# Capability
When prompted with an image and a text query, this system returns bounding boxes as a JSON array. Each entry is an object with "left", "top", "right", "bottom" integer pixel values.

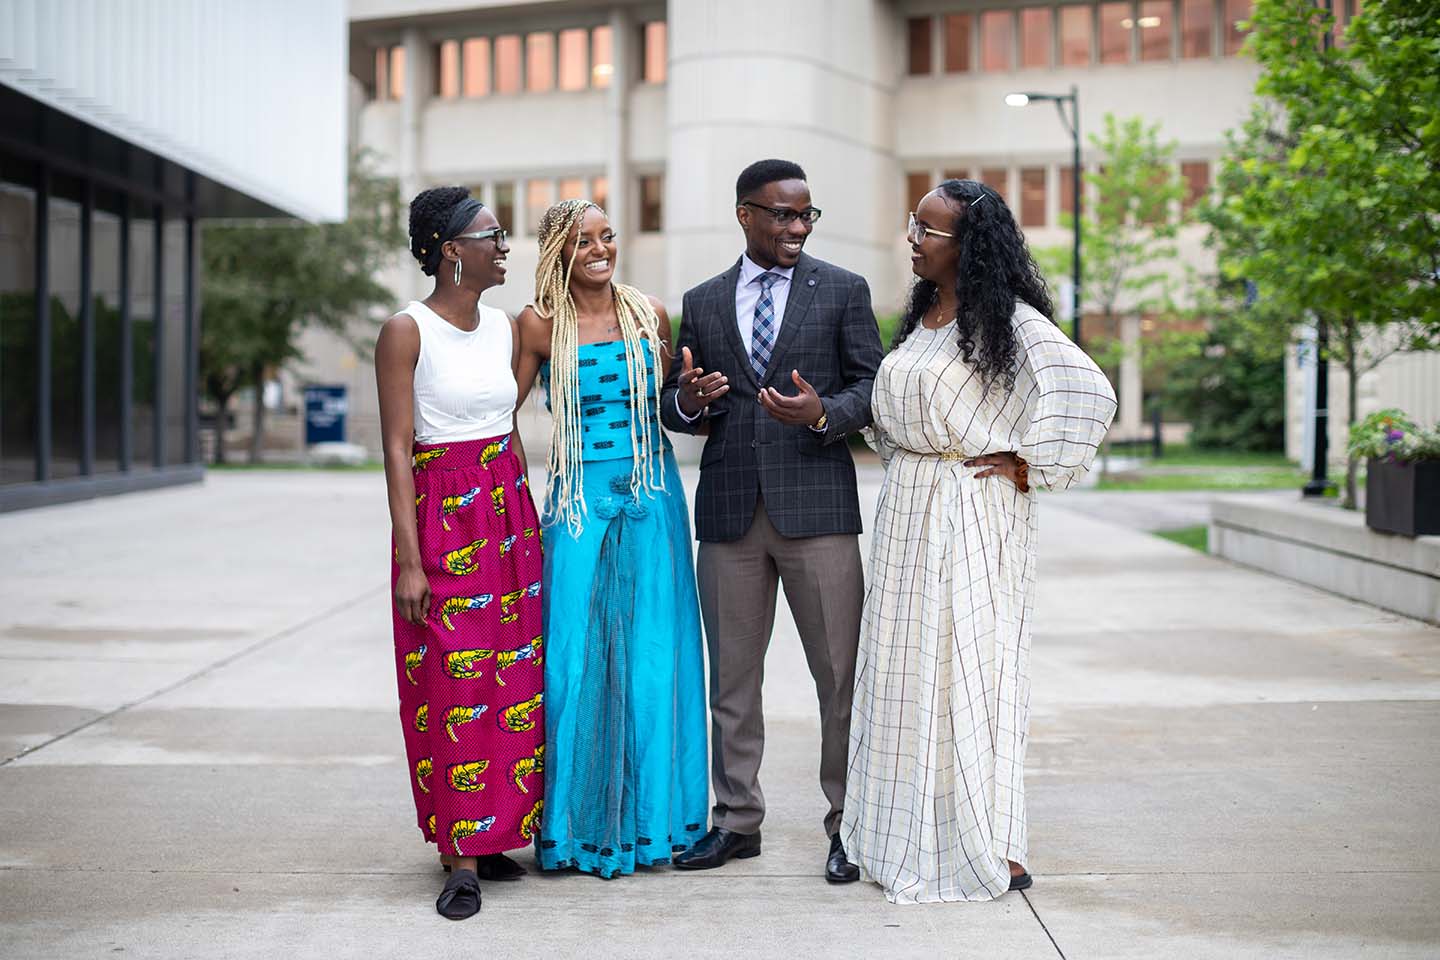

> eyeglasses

[
  {"left": 452, "top": 227, "right": 508, "bottom": 245},
  {"left": 907, "top": 212, "right": 955, "bottom": 245},
  {"left": 740, "top": 202, "right": 823, "bottom": 226}
]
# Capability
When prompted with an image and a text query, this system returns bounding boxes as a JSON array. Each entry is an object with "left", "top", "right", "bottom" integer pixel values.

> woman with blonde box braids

[{"left": 514, "top": 199, "right": 708, "bottom": 878}]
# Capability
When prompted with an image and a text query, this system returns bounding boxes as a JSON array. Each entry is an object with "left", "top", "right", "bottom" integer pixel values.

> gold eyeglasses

[{"left": 907, "top": 212, "right": 955, "bottom": 244}]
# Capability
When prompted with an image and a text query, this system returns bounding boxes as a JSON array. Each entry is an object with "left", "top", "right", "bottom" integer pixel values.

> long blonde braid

[{"left": 534, "top": 199, "right": 667, "bottom": 535}]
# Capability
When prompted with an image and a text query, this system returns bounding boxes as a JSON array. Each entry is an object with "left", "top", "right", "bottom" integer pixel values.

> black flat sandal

[
  {"left": 1009, "top": 870, "right": 1033, "bottom": 892},
  {"left": 476, "top": 853, "right": 526, "bottom": 881},
  {"left": 436, "top": 868, "right": 481, "bottom": 920}
]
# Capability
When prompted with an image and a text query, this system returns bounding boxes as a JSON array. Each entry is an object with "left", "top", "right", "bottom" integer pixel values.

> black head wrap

[{"left": 408, "top": 187, "right": 486, "bottom": 277}]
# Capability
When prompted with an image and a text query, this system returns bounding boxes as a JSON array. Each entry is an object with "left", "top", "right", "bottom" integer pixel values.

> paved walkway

[{"left": 2, "top": 468, "right": 1437, "bottom": 958}]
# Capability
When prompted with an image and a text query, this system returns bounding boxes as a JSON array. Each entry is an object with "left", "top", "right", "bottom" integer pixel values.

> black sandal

[
  {"left": 436, "top": 868, "right": 481, "bottom": 920},
  {"left": 476, "top": 853, "right": 526, "bottom": 881},
  {"left": 1009, "top": 870, "right": 1033, "bottom": 892}
]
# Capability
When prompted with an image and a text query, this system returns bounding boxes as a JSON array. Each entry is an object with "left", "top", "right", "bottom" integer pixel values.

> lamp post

[{"left": 1006, "top": 86, "right": 1082, "bottom": 349}]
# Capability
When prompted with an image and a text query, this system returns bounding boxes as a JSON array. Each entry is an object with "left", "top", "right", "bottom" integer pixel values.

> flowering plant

[{"left": 1347, "top": 409, "right": 1440, "bottom": 462}]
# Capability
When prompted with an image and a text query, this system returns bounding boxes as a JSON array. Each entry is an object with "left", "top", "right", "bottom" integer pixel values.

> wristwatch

[{"left": 809, "top": 410, "right": 828, "bottom": 433}]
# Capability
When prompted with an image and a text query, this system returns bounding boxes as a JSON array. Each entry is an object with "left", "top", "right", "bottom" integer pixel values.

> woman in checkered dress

[{"left": 841, "top": 180, "right": 1116, "bottom": 903}]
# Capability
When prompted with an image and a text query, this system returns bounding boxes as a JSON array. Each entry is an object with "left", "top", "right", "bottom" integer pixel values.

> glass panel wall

[
  {"left": 163, "top": 216, "right": 187, "bottom": 465},
  {"left": 92, "top": 193, "right": 123, "bottom": 474},
  {"left": 129, "top": 209, "right": 157, "bottom": 469},
  {"left": 48, "top": 179, "right": 84, "bottom": 480},
  {"left": 0, "top": 160, "right": 39, "bottom": 486}
]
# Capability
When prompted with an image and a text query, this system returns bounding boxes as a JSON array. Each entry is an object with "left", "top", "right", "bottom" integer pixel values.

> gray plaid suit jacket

[{"left": 661, "top": 252, "right": 884, "bottom": 542}]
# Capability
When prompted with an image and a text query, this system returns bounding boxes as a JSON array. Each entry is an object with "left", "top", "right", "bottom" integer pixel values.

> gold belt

[{"left": 938, "top": 451, "right": 967, "bottom": 461}]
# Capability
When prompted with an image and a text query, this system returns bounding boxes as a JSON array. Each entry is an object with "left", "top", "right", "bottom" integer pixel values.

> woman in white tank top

[{"left": 374, "top": 187, "right": 546, "bottom": 921}]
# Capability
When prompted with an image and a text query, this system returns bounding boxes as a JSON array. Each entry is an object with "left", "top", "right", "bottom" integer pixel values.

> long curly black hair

[{"left": 893, "top": 179, "right": 1055, "bottom": 392}]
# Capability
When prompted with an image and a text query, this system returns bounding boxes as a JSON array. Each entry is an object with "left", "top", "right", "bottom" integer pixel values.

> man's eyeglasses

[
  {"left": 740, "top": 202, "right": 823, "bottom": 226},
  {"left": 907, "top": 212, "right": 955, "bottom": 245},
  {"left": 452, "top": 227, "right": 508, "bottom": 245}
]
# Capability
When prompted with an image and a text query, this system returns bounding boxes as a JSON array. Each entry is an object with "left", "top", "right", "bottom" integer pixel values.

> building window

[
  {"left": 944, "top": 14, "right": 972, "bottom": 73},
  {"left": 495, "top": 35, "right": 522, "bottom": 94},
  {"left": 1099, "top": 2, "right": 1131, "bottom": 63},
  {"left": 0, "top": 167, "right": 38, "bottom": 485},
  {"left": 130, "top": 210, "right": 157, "bottom": 467},
  {"left": 526, "top": 179, "right": 553, "bottom": 233},
  {"left": 1020, "top": 167, "right": 1046, "bottom": 227},
  {"left": 642, "top": 21, "right": 667, "bottom": 83},
  {"left": 942, "top": 168, "right": 970, "bottom": 182},
  {"left": 639, "top": 175, "right": 663, "bottom": 232},
  {"left": 591, "top": 176, "right": 609, "bottom": 213},
  {"left": 1181, "top": 0, "right": 1214, "bottom": 57},
  {"left": 980, "top": 168, "right": 1009, "bottom": 199},
  {"left": 1181, "top": 160, "right": 1210, "bottom": 210},
  {"left": 557, "top": 177, "right": 586, "bottom": 201},
  {"left": 493, "top": 182, "right": 515, "bottom": 233},
  {"left": 375, "top": 45, "right": 405, "bottom": 100},
  {"left": 436, "top": 40, "right": 460, "bottom": 98},
  {"left": 162, "top": 216, "right": 188, "bottom": 466},
  {"left": 592, "top": 26, "right": 614, "bottom": 87},
  {"left": 93, "top": 196, "right": 124, "bottom": 474},
  {"left": 558, "top": 28, "right": 589, "bottom": 91},
  {"left": 1224, "top": 0, "right": 1250, "bottom": 54},
  {"left": 1059, "top": 165, "right": 1079, "bottom": 222},
  {"left": 48, "top": 181, "right": 84, "bottom": 480},
  {"left": 1020, "top": 8, "right": 1052, "bottom": 68},
  {"left": 906, "top": 172, "right": 932, "bottom": 217},
  {"left": 980, "top": 11, "right": 1014, "bottom": 72},
  {"left": 526, "top": 32, "right": 555, "bottom": 92},
  {"left": 1139, "top": 0, "right": 1173, "bottom": 60},
  {"left": 907, "top": 17, "right": 933, "bottom": 75},
  {"left": 1060, "top": 5, "right": 1093, "bottom": 65},
  {"left": 463, "top": 38, "right": 491, "bottom": 97}
]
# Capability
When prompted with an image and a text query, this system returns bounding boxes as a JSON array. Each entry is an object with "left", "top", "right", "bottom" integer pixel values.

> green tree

[
  {"left": 200, "top": 150, "right": 404, "bottom": 463},
  {"left": 1205, "top": 0, "right": 1440, "bottom": 505},
  {"left": 1039, "top": 114, "right": 1188, "bottom": 445}
]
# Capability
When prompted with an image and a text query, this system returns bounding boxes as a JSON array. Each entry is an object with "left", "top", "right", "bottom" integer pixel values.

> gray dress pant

[{"left": 695, "top": 497, "right": 863, "bottom": 837}]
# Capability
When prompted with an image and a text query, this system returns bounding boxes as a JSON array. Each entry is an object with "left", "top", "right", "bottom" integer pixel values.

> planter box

[{"left": 1366, "top": 457, "right": 1440, "bottom": 537}]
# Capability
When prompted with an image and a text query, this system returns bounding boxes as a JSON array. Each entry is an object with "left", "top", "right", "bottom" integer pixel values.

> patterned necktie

[{"left": 750, "top": 272, "right": 780, "bottom": 381}]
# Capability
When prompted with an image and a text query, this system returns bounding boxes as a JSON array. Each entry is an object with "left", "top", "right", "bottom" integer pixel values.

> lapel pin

[{"left": 808, "top": 278, "right": 816, "bottom": 286}]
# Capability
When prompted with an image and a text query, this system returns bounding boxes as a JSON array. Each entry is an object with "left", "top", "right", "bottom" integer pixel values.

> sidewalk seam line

[
  {"left": 1021, "top": 890, "right": 1068, "bottom": 960},
  {"left": 0, "top": 584, "right": 387, "bottom": 768}
]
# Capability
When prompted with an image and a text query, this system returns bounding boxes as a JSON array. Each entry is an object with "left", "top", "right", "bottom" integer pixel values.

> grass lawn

[
  {"left": 1105, "top": 443, "right": 1294, "bottom": 468},
  {"left": 1154, "top": 525, "right": 1208, "bottom": 552},
  {"left": 1095, "top": 466, "right": 1307, "bottom": 491}
]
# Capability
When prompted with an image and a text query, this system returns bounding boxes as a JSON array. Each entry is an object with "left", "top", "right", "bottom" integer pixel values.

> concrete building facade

[
  {"left": 326, "top": 0, "right": 1424, "bottom": 460},
  {"left": 0, "top": 0, "right": 348, "bottom": 509}
]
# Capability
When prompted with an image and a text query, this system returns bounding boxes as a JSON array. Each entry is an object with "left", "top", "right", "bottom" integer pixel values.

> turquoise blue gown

[{"left": 537, "top": 339, "right": 709, "bottom": 878}]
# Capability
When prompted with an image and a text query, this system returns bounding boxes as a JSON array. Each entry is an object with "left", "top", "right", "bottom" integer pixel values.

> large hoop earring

[{"left": 453, "top": 258, "right": 463, "bottom": 287}]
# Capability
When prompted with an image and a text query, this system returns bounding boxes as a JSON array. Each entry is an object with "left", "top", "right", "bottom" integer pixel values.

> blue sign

[{"left": 304, "top": 385, "right": 348, "bottom": 445}]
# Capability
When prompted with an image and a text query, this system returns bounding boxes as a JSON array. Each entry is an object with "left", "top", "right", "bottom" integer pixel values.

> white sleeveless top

[{"left": 401, "top": 300, "right": 517, "bottom": 443}]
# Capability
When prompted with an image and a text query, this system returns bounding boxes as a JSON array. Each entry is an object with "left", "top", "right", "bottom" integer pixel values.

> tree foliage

[
  {"left": 1204, "top": 0, "right": 1440, "bottom": 502},
  {"left": 200, "top": 150, "right": 404, "bottom": 462}
]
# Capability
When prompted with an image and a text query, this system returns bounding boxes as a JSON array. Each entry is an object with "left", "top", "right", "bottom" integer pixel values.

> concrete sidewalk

[{"left": 1, "top": 467, "right": 1438, "bottom": 959}]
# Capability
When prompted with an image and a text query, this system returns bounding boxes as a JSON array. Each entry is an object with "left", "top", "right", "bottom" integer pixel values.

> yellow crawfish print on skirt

[{"left": 392, "top": 436, "right": 547, "bottom": 856}]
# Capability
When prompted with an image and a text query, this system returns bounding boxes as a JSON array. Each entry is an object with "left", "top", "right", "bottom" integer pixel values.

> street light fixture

[{"left": 1006, "top": 85, "right": 1082, "bottom": 349}]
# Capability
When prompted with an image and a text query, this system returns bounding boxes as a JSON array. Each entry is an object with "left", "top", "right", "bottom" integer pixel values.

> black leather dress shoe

[
  {"left": 826, "top": 833, "right": 859, "bottom": 884},
  {"left": 1009, "top": 870, "right": 1033, "bottom": 891},
  {"left": 673, "top": 827, "right": 761, "bottom": 870}
]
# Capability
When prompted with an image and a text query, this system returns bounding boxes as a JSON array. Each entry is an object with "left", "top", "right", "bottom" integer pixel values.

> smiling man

[{"left": 660, "top": 158, "right": 884, "bottom": 883}]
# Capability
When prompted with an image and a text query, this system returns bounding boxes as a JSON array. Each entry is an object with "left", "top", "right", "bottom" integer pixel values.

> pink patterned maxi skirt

[{"left": 391, "top": 435, "right": 545, "bottom": 857}]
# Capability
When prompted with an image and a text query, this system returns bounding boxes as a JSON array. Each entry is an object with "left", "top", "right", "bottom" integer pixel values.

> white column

[
  {"left": 606, "top": 6, "right": 634, "bottom": 282},
  {"left": 664, "top": 0, "right": 900, "bottom": 308},
  {"left": 400, "top": 27, "right": 431, "bottom": 202},
  {"left": 1119, "top": 313, "right": 1144, "bottom": 440}
]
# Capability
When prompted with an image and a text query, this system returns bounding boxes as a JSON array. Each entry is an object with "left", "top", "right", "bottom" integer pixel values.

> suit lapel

[
  {"left": 760, "top": 253, "right": 820, "bottom": 389},
  {"left": 714, "top": 258, "right": 756, "bottom": 389}
]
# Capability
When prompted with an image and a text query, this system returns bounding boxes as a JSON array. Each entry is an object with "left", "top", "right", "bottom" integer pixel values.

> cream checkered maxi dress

[{"left": 842, "top": 302, "right": 1116, "bottom": 904}]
